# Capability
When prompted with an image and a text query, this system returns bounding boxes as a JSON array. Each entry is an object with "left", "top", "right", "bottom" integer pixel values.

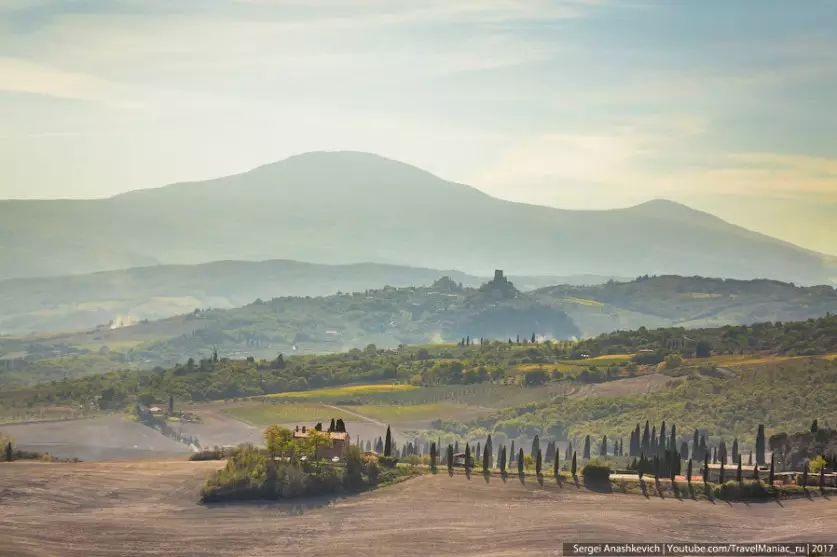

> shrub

[
  {"left": 365, "top": 460, "right": 380, "bottom": 482},
  {"left": 581, "top": 459, "right": 611, "bottom": 481},
  {"left": 378, "top": 456, "right": 399, "bottom": 468}
]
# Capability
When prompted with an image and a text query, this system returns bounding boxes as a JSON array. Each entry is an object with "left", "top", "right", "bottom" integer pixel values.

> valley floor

[{"left": 1, "top": 458, "right": 835, "bottom": 557}]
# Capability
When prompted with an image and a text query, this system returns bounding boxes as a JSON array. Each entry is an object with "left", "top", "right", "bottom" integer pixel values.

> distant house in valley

[
  {"left": 292, "top": 425, "right": 350, "bottom": 460},
  {"left": 452, "top": 452, "right": 475, "bottom": 468},
  {"left": 148, "top": 406, "right": 163, "bottom": 414}
]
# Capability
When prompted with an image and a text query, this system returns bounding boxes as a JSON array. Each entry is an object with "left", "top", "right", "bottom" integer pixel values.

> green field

[
  {"left": 262, "top": 383, "right": 418, "bottom": 399},
  {"left": 346, "top": 403, "right": 489, "bottom": 423},
  {"left": 222, "top": 403, "right": 333, "bottom": 425}
]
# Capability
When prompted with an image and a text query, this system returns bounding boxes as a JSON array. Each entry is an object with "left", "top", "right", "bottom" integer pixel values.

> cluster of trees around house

[{"left": 134, "top": 402, "right": 200, "bottom": 449}]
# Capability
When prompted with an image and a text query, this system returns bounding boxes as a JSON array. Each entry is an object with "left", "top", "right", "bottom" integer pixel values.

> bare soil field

[
  {"left": 1, "top": 415, "right": 191, "bottom": 461},
  {"left": 2, "top": 458, "right": 835, "bottom": 557}
]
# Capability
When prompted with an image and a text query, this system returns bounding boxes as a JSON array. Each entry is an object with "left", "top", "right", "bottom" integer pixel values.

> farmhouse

[
  {"left": 292, "top": 425, "right": 350, "bottom": 460},
  {"left": 452, "top": 452, "right": 475, "bottom": 468}
]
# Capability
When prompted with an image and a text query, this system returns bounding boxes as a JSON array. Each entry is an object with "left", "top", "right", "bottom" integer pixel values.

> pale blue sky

[{"left": 1, "top": 0, "right": 835, "bottom": 255}]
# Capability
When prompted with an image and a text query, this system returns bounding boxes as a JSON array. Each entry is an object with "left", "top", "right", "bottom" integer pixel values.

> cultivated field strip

[{"left": 1, "top": 459, "right": 836, "bottom": 557}]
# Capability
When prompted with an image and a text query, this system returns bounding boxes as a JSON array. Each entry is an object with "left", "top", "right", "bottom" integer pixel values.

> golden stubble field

[{"left": 2, "top": 458, "right": 836, "bottom": 557}]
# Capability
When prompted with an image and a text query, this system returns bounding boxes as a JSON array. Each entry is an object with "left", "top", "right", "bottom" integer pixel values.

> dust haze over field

[{"left": 2, "top": 459, "right": 836, "bottom": 557}]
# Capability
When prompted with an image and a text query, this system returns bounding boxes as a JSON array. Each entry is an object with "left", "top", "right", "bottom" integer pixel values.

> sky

[{"left": 1, "top": 0, "right": 835, "bottom": 256}]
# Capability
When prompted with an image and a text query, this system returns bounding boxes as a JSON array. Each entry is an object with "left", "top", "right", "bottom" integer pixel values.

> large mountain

[{"left": 2, "top": 151, "right": 835, "bottom": 284}]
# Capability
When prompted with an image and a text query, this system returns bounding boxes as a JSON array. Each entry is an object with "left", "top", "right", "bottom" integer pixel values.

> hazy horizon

[{"left": 2, "top": 1, "right": 836, "bottom": 256}]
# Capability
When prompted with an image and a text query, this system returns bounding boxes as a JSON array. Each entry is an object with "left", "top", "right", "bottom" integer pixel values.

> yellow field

[
  {"left": 562, "top": 297, "right": 605, "bottom": 308},
  {"left": 222, "top": 403, "right": 332, "bottom": 424},
  {"left": 261, "top": 383, "right": 418, "bottom": 399},
  {"left": 513, "top": 363, "right": 578, "bottom": 373}
]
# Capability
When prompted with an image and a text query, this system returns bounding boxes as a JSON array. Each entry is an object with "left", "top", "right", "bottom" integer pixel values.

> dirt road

[{"left": 2, "top": 458, "right": 835, "bottom": 557}]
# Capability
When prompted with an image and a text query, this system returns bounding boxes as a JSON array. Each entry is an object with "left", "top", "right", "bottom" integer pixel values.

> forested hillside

[{"left": 2, "top": 275, "right": 835, "bottom": 386}]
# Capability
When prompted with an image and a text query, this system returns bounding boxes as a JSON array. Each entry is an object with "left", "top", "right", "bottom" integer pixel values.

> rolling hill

[
  {"left": 0, "top": 259, "right": 621, "bottom": 335},
  {"left": 1, "top": 274, "right": 835, "bottom": 386},
  {"left": 2, "top": 151, "right": 835, "bottom": 284}
]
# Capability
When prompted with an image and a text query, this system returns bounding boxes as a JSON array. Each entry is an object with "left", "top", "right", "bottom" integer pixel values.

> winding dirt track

[{"left": 1, "top": 459, "right": 836, "bottom": 557}]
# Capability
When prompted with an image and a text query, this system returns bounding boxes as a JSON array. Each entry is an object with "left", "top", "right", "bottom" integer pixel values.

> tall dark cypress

[
  {"left": 651, "top": 425, "right": 658, "bottom": 455},
  {"left": 476, "top": 442, "right": 481, "bottom": 461},
  {"left": 699, "top": 435, "right": 708, "bottom": 462},
  {"left": 703, "top": 452, "right": 710, "bottom": 483},
  {"left": 669, "top": 424, "right": 677, "bottom": 455},
  {"left": 731, "top": 438, "right": 739, "bottom": 464},
  {"left": 518, "top": 449, "right": 524, "bottom": 475},
  {"left": 642, "top": 421, "right": 651, "bottom": 454},
  {"left": 756, "top": 424, "right": 766, "bottom": 465},
  {"left": 719, "top": 461, "right": 725, "bottom": 484},
  {"left": 536, "top": 449, "right": 543, "bottom": 476},
  {"left": 687, "top": 458, "right": 693, "bottom": 483},
  {"left": 736, "top": 459, "right": 742, "bottom": 483},
  {"left": 768, "top": 454, "right": 775, "bottom": 486},
  {"left": 571, "top": 451, "right": 578, "bottom": 476},
  {"left": 4, "top": 440, "right": 11, "bottom": 462},
  {"left": 464, "top": 443, "right": 471, "bottom": 472},
  {"left": 447, "top": 444, "right": 454, "bottom": 472},
  {"left": 659, "top": 421, "right": 667, "bottom": 454},
  {"left": 583, "top": 435, "right": 591, "bottom": 459},
  {"left": 553, "top": 445, "right": 560, "bottom": 477},
  {"left": 430, "top": 442, "right": 437, "bottom": 472},
  {"left": 384, "top": 426, "right": 392, "bottom": 457},
  {"left": 600, "top": 435, "right": 608, "bottom": 457},
  {"left": 634, "top": 424, "right": 641, "bottom": 456},
  {"left": 531, "top": 435, "right": 540, "bottom": 459},
  {"left": 510, "top": 440, "right": 515, "bottom": 462},
  {"left": 692, "top": 429, "right": 699, "bottom": 459},
  {"left": 482, "top": 443, "right": 490, "bottom": 472}
]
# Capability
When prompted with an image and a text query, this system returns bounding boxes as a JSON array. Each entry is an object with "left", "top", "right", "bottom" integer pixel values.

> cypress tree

[
  {"left": 571, "top": 451, "right": 577, "bottom": 476},
  {"left": 454, "top": 440, "right": 459, "bottom": 454},
  {"left": 384, "top": 426, "right": 393, "bottom": 457},
  {"left": 654, "top": 455, "right": 660, "bottom": 478},
  {"left": 476, "top": 442, "right": 481, "bottom": 461},
  {"left": 731, "top": 438, "right": 739, "bottom": 464},
  {"left": 768, "top": 454, "right": 775, "bottom": 486},
  {"left": 642, "top": 421, "right": 650, "bottom": 453},
  {"left": 669, "top": 453, "right": 677, "bottom": 481},
  {"left": 482, "top": 443, "right": 490, "bottom": 472},
  {"left": 168, "top": 394, "right": 174, "bottom": 414},
  {"left": 536, "top": 449, "right": 543, "bottom": 476},
  {"left": 518, "top": 449, "right": 524, "bottom": 475},
  {"left": 659, "top": 421, "right": 667, "bottom": 453},
  {"left": 553, "top": 445, "right": 560, "bottom": 477},
  {"left": 600, "top": 435, "right": 608, "bottom": 457},
  {"left": 329, "top": 418, "right": 336, "bottom": 432},
  {"left": 651, "top": 425, "right": 658, "bottom": 455},
  {"left": 812, "top": 419, "right": 819, "bottom": 434},
  {"left": 510, "top": 440, "right": 515, "bottom": 462},
  {"left": 698, "top": 435, "right": 707, "bottom": 461},
  {"left": 680, "top": 442, "right": 689, "bottom": 460},
  {"left": 4, "top": 440, "right": 11, "bottom": 462},
  {"left": 638, "top": 454, "right": 645, "bottom": 480},
  {"left": 687, "top": 459, "right": 693, "bottom": 484},
  {"left": 531, "top": 435, "right": 540, "bottom": 459},
  {"left": 565, "top": 441, "right": 573, "bottom": 461},
  {"left": 820, "top": 465, "right": 825, "bottom": 489},
  {"left": 464, "top": 443, "right": 471, "bottom": 472},
  {"left": 634, "top": 424, "right": 641, "bottom": 456},
  {"left": 748, "top": 451, "right": 753, "bottom": 466},
  {"left": 670, "top": 424, "right": 677, "bottom": 456},
  {"left": 712, "top": 446, "right": 717, "bottom": 464},
  {"left": 703, "top": 452, "right": 710, "bottom": 483},
  {"left": 736, "top": 459, "right": 742, "bottom": 483},
  {"left": 756, "top": 424, "right": 766, "bottom": 465},
  {"left": 692, "top": 429, "right": 699, "bottom": 459},
  {"left": 802, "top": 467, "right": 808, "bottom": 489},
  {"left": 719, "top": 461, "right": 725, "bottom": 484},
  {"left": 545, "top": 441, "right": 554, "bottom": 463},
  {"left": 486, "top": 434, "right": 493, "bottom": 467},
  {"left": 583, "top": 435, "right": 591, "bottom": 459},
  {"left": 430, "top": 442, "right": 437, "bottom": 472},
  {"left": 447, "top": 444, "right": 454, "bottom": 472},
  {"left": 719, "top": 440, "right": 727, "bottom": 465}
]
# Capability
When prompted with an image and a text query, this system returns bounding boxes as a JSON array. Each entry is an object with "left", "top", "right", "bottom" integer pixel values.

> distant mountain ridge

[{"left": 1, "top": 151, "right": 835, "bottom": 284}]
